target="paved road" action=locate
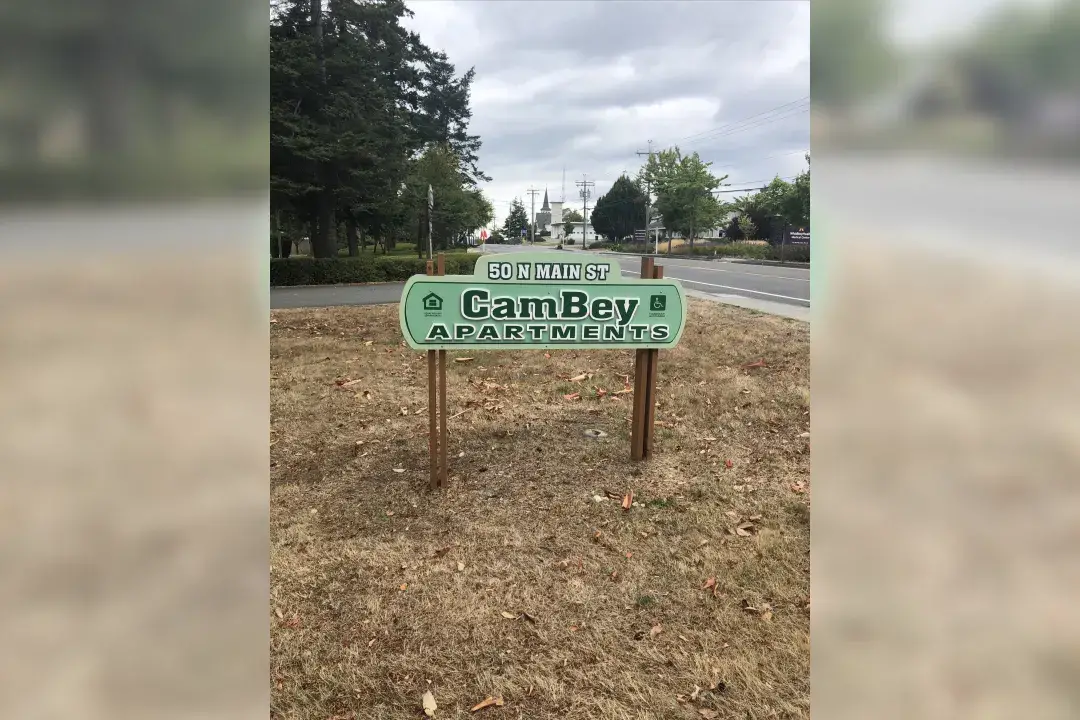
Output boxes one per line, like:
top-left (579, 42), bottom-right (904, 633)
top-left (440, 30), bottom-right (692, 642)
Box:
top-left (271, 282), bottom-right (404, 309)
top-left (481, 244), bottom-right (810, 307)
top-left (270, 247), bottom-right (810, 312)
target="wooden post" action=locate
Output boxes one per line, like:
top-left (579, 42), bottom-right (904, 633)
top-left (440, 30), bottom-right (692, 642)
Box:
top-left (426, 260), bottom-right (438, 490)
top-left (437, 253), bottom-right (448, 488)
top-left (642, 265), bottom-right (663, 458)
top-left (630, 256), bottom-right (655, 460)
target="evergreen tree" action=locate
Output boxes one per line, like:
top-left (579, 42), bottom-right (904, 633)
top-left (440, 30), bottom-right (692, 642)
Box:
top-left (501, 199), bottom-right (529, 242)
top-left (590, 175), bottom-right (646, 242)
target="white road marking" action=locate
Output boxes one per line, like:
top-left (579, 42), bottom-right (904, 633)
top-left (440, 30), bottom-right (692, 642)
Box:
top-left (623, 270), bottom-right (809, 304)
top-left (609, 255), bottom-right (808, 281)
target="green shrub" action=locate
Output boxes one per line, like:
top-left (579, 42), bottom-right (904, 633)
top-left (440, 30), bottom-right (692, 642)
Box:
top-left (270, 254), bottom-right (478, 286)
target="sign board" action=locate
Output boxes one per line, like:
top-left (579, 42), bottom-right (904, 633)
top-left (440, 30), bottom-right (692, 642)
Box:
top-left (399, 253), bottom-right (687, 350)
top-left (521, 227), bottom-right (527, 236)
top-left (786, 227), bottom-right (810, 245)
top-left (633, 229), bottom-right (646, 242)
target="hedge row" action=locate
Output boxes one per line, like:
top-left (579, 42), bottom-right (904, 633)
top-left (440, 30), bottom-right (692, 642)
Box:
top-left (270, 254), bottom-right (478, 286)
top-left (590, 240), bottom-right (810, 263)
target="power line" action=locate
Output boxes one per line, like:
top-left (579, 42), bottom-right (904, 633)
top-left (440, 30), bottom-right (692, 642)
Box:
top-left (658, 96), bottom-right (809, 149)
top-left (683, 104), bottom-right (809, 149)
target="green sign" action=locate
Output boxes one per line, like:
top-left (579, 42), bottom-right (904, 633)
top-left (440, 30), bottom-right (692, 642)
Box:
top-left (399, 253), bottom-right (687, 350)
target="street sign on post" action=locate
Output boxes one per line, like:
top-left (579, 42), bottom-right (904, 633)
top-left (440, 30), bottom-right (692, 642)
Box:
top-left (401, 253), bottom-right (685, 485)
top-left (400, 254), bottom-right (687, 351)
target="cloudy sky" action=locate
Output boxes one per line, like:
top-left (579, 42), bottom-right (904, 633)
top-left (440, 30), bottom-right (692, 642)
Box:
top-left (403, 0), bottom-right (809, 227)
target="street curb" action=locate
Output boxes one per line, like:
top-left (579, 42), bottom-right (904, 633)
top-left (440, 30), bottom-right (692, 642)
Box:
top-left (726, 259), bottom-right (810, 268)
top-left (685, 289), bottom-right (810, 323)
top-left (271, 281), bottom-right (406, 289)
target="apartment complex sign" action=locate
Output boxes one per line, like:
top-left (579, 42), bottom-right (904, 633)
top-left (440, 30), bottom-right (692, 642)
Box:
top-left (400, 254), bottom-right (686, 350)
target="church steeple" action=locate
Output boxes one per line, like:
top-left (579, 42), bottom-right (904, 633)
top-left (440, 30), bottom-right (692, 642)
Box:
top-left (541, 188), bottom-right (550, 211)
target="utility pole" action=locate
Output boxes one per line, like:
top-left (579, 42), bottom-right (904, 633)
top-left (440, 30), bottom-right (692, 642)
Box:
top-left (636, 140), bottom-right (654, 254)
top-left (526, 187), bottom-right (540, 245)
top-left (575, 174), bottom-right (594, 246)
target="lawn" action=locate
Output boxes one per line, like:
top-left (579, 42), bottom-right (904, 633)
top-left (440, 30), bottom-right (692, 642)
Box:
top-left (270, 300), bottom-right (810, 719)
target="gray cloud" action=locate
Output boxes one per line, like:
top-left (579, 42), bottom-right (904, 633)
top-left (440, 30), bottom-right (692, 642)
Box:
top-left (404, 0), bottom-right (809, 216)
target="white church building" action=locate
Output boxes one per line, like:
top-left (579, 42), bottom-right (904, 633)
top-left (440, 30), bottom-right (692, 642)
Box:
top-left (534, 188), bottom-right (596, 242)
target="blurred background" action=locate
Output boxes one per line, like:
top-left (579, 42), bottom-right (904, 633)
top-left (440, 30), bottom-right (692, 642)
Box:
top-left (0, 1), bottom-right (268, 719)
top-left (813, 0), bottom-right (1080, 718)
top-left (0, 1), bottom-right (267, 201)
top-left (814, 0), bottom-right (1080, 158)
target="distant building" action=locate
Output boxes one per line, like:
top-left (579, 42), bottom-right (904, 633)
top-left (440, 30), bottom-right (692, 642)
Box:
top-left (534, 189), bottom-right (552, 232)
top-left (564, 221), bottom-right (597, 243)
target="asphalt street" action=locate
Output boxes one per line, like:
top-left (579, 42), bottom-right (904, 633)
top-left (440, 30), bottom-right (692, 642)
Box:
top-left (270, 245), bottom-right (810, 312)
top-left (478, 244), bottom-right (810, 306)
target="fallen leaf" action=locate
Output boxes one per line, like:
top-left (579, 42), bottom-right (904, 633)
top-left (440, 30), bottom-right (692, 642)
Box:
top-left (569, 373), bottom-right (588, 382)
top-left (457, 562), bottom-right (465, 571)
top-left (735, 522), bottom-right (755, 537)
top-left (790, 480), bottom-right (808, 493)
top-left (725, 510), bottom-right (739, 519)
top-left (399, 407), bottom-right (409, 416)
top-left (690, 685), bottom-right (702, 700)
top-left (544, 353), bottom-right (551, 359)
top-left (740, 358), bottom-right (766, 370)
top-left (274, 607), bottom-right (284, 620)
top-left (364, 340), bottom-right (373, 346)
top-left (334, 378), bottom-right (348, 386)
top-left (470, 696), bottom-right (504, 712)
top-left (422, 690), bottom-right (437, 717)
top-left (741, 599), bottom-right (757, 612)
top-left (676, 694), bottom-right (688, 703)
top-left (748, 514), bottom-right (763, 521)
top-left (610, 570), bottom-right (619, 580)
top-left (392, 468), bottom-right (405, 473)
top-left (500, 611), bottom-right (517, 619)
top-left (593, 530), bottom-right (602, 542)
top-left (650, 623), bottom-right (663, 638)
top-left (433, 545), bottom-right (453, 556)
top-left (702, 577), bottom-right (717, 591)
top-left (563, 392), bottom-right (581, 401)
top-left (621, 490), bottom-right (634, 511)
top-left (367, 638), bottom-right (375, 647)
top-left (724, 459), bottom-right (734, 468)
top-left (339, 379), bottom-right (363, 388)
top-left (270, 318), bottom-right (278, 324)
top-left (520, 611), bottom-right (537, 623)
top-left (799, 431), bottom-right (810, 438)
top-left (455, 357), bottom-right (475, 363)
top-left (400, 584), bottom-right (408, 591)
top-left (699, 710), bottom-right (719, 719)
top-left (385, 510), bottom-right (395, 516)
top-left (762, 608), bottom-right (774, 621)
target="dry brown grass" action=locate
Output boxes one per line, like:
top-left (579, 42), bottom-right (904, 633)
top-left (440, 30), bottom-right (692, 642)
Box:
top-left (270, 300), bottom-right (810, 720)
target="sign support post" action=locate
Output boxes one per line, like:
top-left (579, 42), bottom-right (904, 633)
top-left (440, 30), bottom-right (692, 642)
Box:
top-left (426, 254), bottom-right (449, 489)
top-left (426, 260), bottom-right (439, 489)
top-left (436, 253), bottom-right (448, 488)
top-left (631, 257), bottom-right (663, 461)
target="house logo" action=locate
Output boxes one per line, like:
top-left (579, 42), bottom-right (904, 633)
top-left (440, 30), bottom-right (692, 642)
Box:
top-left (422, 292), bottom-right (443, 312)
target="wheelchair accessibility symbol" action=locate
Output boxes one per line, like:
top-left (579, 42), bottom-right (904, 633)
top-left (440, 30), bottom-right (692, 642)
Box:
top-left (650, 294), bottom-right (666, 311)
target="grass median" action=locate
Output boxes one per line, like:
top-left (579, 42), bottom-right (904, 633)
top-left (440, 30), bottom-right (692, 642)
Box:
top-left (270, 300), bottom-right (810, 719)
